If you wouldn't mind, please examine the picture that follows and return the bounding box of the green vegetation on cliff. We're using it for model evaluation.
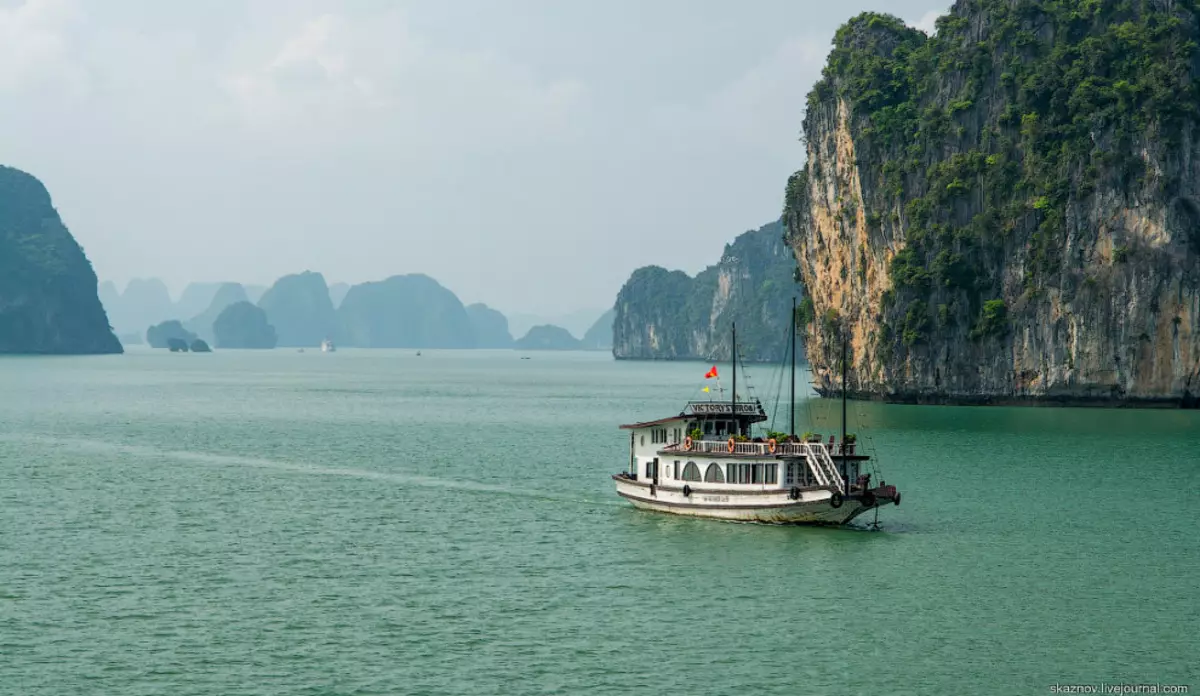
[613,220,800,362]
[786,1,1200,403]
[0,166,121,354]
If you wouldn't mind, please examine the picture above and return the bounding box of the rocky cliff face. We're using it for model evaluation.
[785,4,1200,406]
[613,220,800,362]
[0,166,122,354]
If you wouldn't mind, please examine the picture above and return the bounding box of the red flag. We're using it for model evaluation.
[705,366,718,379]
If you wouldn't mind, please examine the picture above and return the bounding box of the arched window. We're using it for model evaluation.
[682,461,702,481]
[704,463,725,483]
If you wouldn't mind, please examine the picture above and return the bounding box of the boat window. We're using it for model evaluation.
[673,461,680,479]
[703,463,724,483]
[641,435,645,446]
[703,422,713,435]
[785,463,794,485]
[682,461,702,481]
[752,464,763,484]
[766,464,777,485]
[715,422,726,436]
[740,465,751,484]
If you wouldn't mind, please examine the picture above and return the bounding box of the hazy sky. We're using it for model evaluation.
[1,0,943,316]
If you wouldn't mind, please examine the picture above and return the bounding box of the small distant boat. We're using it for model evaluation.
[416,351,422,357]
[298,348,305,353]
[321,338,336,353]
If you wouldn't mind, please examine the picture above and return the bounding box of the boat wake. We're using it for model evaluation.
[0,433,618,506]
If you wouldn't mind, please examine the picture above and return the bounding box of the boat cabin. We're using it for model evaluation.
[619,399,867,495]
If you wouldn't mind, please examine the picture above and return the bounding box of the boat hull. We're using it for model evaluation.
[613,476,890,526]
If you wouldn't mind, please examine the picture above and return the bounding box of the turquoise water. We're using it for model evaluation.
[1,349,1197,695]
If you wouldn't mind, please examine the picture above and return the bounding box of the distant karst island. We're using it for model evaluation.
[612,220,801,362]
[0,166,121,355]
[105,269,611,354]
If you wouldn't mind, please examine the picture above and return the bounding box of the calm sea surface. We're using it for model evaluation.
[1,349,1197,695]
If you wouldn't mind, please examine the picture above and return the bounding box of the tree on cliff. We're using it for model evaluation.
[213,301,277,349]
[0,166,122,354]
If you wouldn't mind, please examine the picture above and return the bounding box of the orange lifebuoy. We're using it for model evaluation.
[767,438,777,453]
[683,436,693,451]
[727,437,736,453]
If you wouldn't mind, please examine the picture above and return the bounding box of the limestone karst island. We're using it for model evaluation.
[785,4,1200,407]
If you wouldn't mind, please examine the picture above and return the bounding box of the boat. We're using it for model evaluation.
[321,337,336,353]
[612,305,901,526]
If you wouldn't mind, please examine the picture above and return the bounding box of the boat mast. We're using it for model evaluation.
[790,297,796,437]
[731,323,737,429]
[841,324,848,495]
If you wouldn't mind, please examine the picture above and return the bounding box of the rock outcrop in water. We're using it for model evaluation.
[784,4,1200,406]
[257,271,337,348]
[0,166,122,354]
[213,301,276,349]
[613,220,800,362]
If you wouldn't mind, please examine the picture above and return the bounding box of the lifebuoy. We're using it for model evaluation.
[767,438,777,453]
[682,485,692,497]
[861,491,877,508]
[789,486,801,501]
[683,436,693,451]
[829,491,844,509]
[727,437,736,453]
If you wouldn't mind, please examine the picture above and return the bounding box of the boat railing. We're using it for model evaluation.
[666,440,846,458]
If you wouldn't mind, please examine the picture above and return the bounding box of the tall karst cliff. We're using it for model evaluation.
[0,166,121,354]
[613,220,800,362]
[784,3,1200,406]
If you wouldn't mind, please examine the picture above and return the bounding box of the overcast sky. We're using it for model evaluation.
[1,0,944,316]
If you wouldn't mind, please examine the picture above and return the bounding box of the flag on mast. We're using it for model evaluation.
[704,366,718,379]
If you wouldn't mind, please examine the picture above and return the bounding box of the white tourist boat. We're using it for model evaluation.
[321,337,336,353]
[613,316,901,526]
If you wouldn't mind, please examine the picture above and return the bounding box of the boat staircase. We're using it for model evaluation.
[802,443,845,491]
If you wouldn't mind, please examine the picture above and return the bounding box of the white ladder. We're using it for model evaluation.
[802,443,845,491]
